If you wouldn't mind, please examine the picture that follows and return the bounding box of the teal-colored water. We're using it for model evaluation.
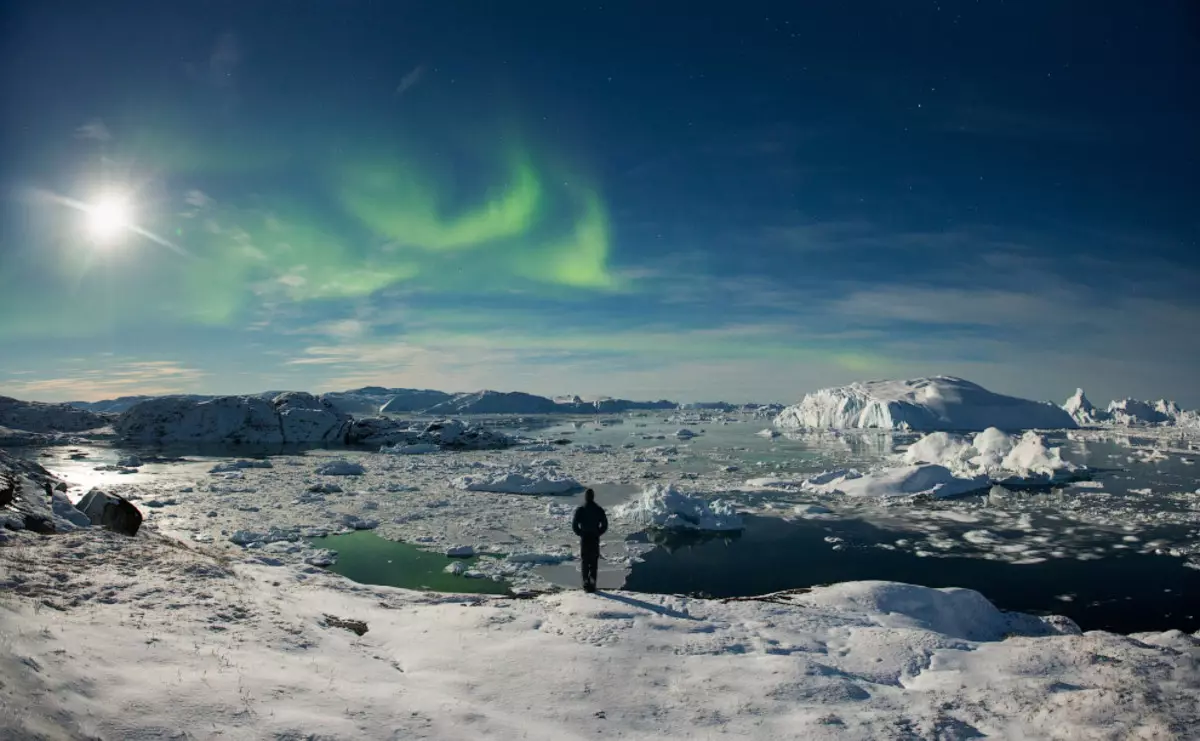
[310,531,510,595]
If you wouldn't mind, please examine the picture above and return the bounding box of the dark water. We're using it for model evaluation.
[624,516,1200,634]
[310,531,510,595]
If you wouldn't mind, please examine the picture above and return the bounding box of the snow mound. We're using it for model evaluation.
[775,376,1077,431]
[615,483,744,531]
[903,427,1078,483]
[0,395,108,433]
[451,466,581,495]
[116,393,350,444]
[800,581,1076,641]
[804,465,989,499]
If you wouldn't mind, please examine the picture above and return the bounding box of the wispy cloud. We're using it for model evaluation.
[395,64,426,96]
[75,119,111,142]
[1,361,206,402]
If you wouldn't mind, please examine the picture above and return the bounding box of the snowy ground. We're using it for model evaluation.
[3,527,1198,740]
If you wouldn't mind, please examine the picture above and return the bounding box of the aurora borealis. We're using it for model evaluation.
[1,2,1198,404]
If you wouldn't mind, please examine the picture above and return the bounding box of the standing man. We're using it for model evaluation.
[572,488,608,593]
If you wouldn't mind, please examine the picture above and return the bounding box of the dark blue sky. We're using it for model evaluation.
[2,1,1198,404]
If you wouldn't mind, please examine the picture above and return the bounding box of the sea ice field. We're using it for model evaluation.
[12,410,1200,633]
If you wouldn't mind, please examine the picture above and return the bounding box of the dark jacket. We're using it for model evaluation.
[572,501,608,538]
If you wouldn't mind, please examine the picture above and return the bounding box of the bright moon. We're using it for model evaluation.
[86,193,132,242]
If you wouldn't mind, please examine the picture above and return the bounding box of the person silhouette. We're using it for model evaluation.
[571,488,608,592]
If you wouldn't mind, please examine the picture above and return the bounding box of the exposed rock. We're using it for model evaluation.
[76,489,143,536]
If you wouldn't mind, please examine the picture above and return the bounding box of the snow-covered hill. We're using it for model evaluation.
[0,395,109,433]
[775,377,1077,432]
[422,390,562,415]
[2,527,1195,739]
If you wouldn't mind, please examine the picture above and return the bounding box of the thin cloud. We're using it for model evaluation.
[395,64,426,96]
[74,119,111,142]
[2,361,206,402]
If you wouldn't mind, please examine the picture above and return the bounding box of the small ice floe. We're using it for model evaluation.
[116,454,142,468]
[791,503,833,517]
[615,483,743,531]
[675,428,698,440]
[316,459,366,476]
[303,549,338,567]
[451,466,581,495]
[804,465,989,499]
[755,429,780,439]
[444,561,468,575]
[445,545,476,557]
[209,459,273,473]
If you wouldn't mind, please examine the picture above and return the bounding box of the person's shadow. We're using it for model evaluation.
[592,590,700,621]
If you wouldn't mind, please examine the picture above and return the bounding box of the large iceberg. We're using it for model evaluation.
[115,393,350,445]
[615,483,744,530]
[0,396,108,433]
[775,376,1077,432]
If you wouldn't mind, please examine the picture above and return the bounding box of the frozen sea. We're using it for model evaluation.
[14,411,1200,633]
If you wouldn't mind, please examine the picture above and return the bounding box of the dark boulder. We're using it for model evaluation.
[76,489,143,536]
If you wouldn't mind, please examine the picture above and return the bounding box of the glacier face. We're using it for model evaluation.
[775,376,1078,432]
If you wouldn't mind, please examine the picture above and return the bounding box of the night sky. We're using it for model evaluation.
[1,1,1197,405]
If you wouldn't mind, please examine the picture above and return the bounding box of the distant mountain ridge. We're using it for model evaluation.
[65,387,681,417]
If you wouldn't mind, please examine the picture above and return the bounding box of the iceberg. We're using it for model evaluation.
[0,395,108,433]
[116,393,350,445]
[614,483,744,531]
[903,427,1078,484]
[775,376,1077,432]
[803,465,989,499]
[451,466,581,495]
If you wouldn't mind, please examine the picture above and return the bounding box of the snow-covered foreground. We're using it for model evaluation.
[3,528,1197,740]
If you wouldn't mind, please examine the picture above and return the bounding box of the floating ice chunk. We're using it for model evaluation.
[615,483,744,531]
[445,545,476,558]
[807,465,988,499]
[209,459,273,473]
[379,442,439,455]
[116,454,142,468]
[755,428,780,438]
[444,561,468,575]
[316,459,366,476]
[451,466,581,495]
[675,428,698,439]
[505,552,572,564]
[903,432,973,468]
[792,503,833,516]
[743,475,807,490]
[999,431,1077,481]
[303,549,337,567]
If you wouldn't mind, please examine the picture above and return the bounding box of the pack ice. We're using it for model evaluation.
[775,376,1077,431]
